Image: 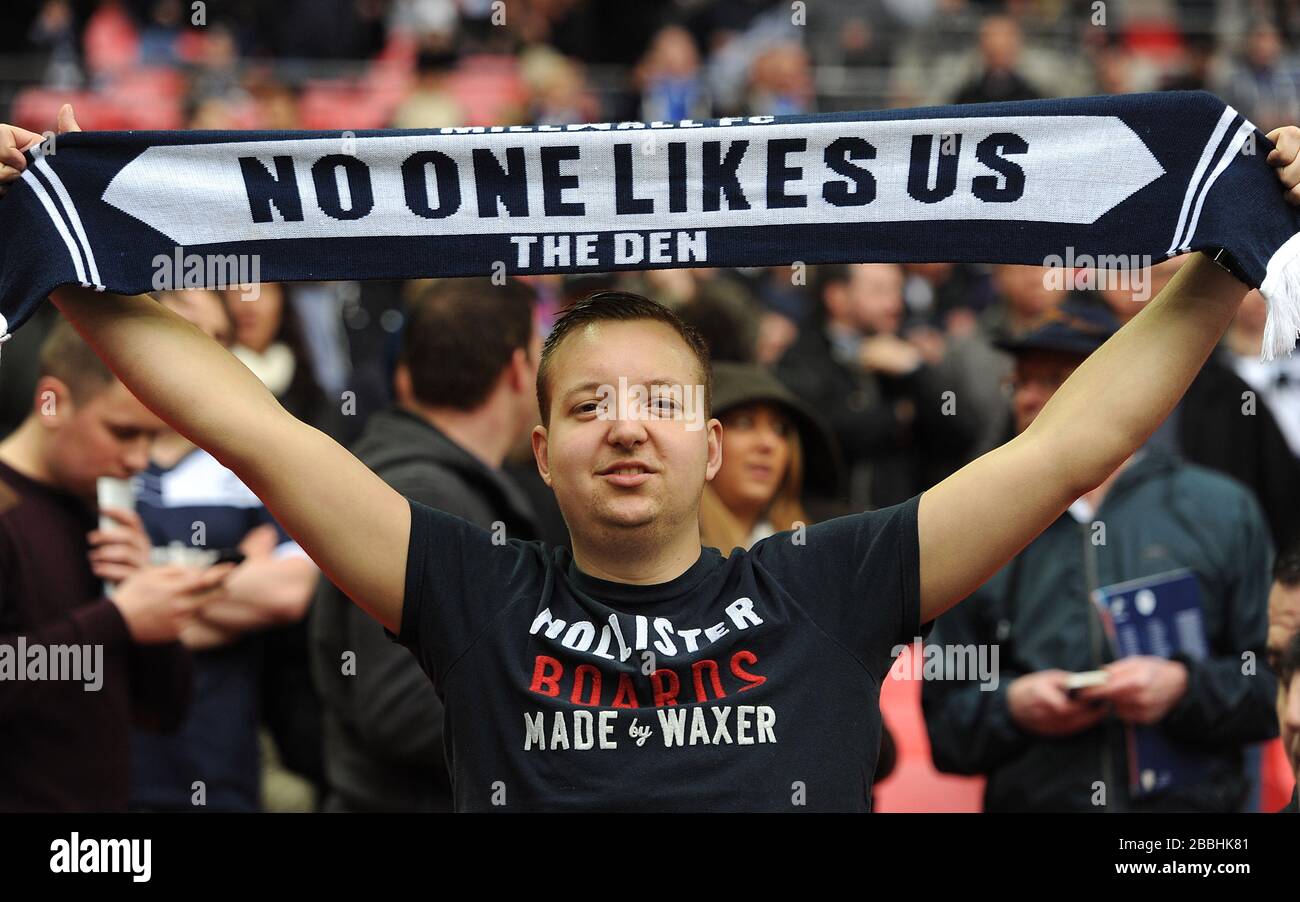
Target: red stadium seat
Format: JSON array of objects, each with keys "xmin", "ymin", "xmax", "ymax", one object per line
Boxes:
[
  {"xmin": 83, "ymin": 0, "xmax": 141, "ymax": 76},
  {"xmin": 1261, "ymin": 737, "xmax": 1297, "ymax": 812},
  {"xmin": 874, "ymin": 645, "xmax": 986, "ymax": 812}
]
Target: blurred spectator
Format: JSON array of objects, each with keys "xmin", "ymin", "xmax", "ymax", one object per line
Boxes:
[
  {"xmin": 1085, "ymin": 259, "xmax": 1300, "ymax": 551},
  {"xmin": 674, "ymin": 271, "xmax": 763, "ymax": 363},
  {"xmin": 635, "ymin": 24, "xmax": 711, "ymax": 121},
  {"xmin": 391, "ymin": 46, "xmax": 464, "ymax": 129},
  {"xmin": 189, "ymin": 23, "xmax": 245, "ymax": 104},
  {"xmin": 699, "ymin": 362, "xmax": 838, "ymax": 553},
  {"xmin": 1162, "ymin": 31, "xmax": 1219, "ymax": 91},
  {"xmin": 271, "ymin": 0, "xmax": 388, "ymax": 60},
  {"xmin": 746, "ymin": 42, "xmax": 814, "ymax": 115},
  {"xmin": 129, "ymin": 289, "xmax": 319, "ymax": 813},
  {"xmin": 0, "ymin": 301, "xmax": 61, "ymax": 441},
  {"xmin": 942, "ymin": 264, "xmax": 1061, "ymax": 454},
  {"xmin": 952, "ymin": 14, "xmax": 1042, "ymax": 105},
  {"xmin": 1221, "ymin": 19, "xmax": 1300, "ymax": 133},
  {"xmin": 1226, "ymin": 290, "xmax": 1300, "ymax": 457},
  {"xmin": 138, "ymin": 0, "xmax": 184, "ymax": 67},
  {"xmin": 0, "ymin": 317, "xmax": 211, "ymax": 811},
  {"xmin": 30, "ymin": 0, "xmax": 82, "ymax": 89},
  {"xmin": 522, "ymin": 47, "xmax": 600, "ymax": 125},
  {"xmin": 222, "ymin": 283, "xmax": 343, "ymax": 438},
  {"xmin": 923, "ymin": 302, "xmax": 1278, "ymax": 812},
  {"xmin": 311, "ymin": 277, "xmax": 540, "ymax": 812},
  {"xmin": 1093, "ymin": 37, "xmax": 1138, "ymax": 94},
  {"xmin": 776, "ymin": 263, "xmax": 977, "ymax": 516},
  {"xmin": 388, "ymin": 0, "xmax": 458, "ymax": 40}
]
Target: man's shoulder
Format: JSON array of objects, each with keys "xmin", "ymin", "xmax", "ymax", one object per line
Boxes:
[{"xmin": 1164, "ymin": 458, "xmax": 1265, "ymax": 515}]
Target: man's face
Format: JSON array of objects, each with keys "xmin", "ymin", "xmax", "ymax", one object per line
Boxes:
[
  {"xmin": 1269, "ymin": 582, "xmax": 1300, "ymax": 671},
  {"xmin": 1010, "ymin": 349, "xmax": 1082, "ymax": 434},
  {"xmin": 532, "ymin": 320, "xmax": 721, "ymax": 544},
  {"xmin": 845, "ymin": 263, "xmax": 904, "ymax": 335},
  {"xmin": 44, "ymin": 380, "xmax": 167, "ymax": 499},
  {"xmin": 1268, "ymin": 582, "xmax": 1300, "ymax": 777},
  {"xmin": 994, "ymin": 264, "xmax": 1058, "ymax": 323}
]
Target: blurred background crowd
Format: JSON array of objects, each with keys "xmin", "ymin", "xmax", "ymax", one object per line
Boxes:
[{"xmin": 2, "ymin": 0, "xmax": 1300, "ymax": 814}]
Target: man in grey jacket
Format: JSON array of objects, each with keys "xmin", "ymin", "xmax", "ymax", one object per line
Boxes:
[{"xmin": 310, "ymin": 278, "xmax": 541, "ymax": 811}]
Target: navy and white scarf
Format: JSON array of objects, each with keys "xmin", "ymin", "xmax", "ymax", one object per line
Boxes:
[{"xmin": 3, "ymin": 90, "xmax": 1300, "ymax": 356}]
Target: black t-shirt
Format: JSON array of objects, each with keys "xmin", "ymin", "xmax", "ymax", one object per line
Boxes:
[{"xmin": 397, "ymin": 492, "xmax": 923, "ymax": 812}]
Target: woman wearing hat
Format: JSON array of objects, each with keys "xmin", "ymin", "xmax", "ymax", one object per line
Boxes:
[{"xmin": 700, "ymin": 362, "xmax": 842, "ymax": 555}]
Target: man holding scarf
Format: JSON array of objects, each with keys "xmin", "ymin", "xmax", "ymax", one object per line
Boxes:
[{"xmin": 3, "ymin": 104, "xmax": 1300, "ymax": 810}]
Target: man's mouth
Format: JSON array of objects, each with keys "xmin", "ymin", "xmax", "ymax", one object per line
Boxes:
[{"xmin": 597, "ymin": 462, "xmax": 655, "ymax": 487}]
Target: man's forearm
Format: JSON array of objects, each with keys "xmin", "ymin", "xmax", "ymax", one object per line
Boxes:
[
  {"xmin": 1027, "ymin": 252, "xmax": 1247, "ymax": 495},
  {"xmin": 50, "ymin": 286, "xmax": 284, "ymax": 475},
  {"xmin": 199, "ymin": 557, "xmax": 318, "ymax": 632}
]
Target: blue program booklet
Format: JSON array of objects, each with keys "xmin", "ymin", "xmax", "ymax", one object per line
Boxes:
[{"xmin": 1091, "ymin": 569, "xmax": 1216, "ymax": 799}]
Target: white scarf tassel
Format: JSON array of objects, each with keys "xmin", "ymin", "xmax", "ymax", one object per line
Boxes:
[{"xmin": 1261, "ymin": 232, "xmax": 1300, "ymax": 361}]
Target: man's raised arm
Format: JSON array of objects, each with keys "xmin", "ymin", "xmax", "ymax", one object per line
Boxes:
[
  {"xmin": 2, "ymin": 107, "xmax": 411, "ymax": 633},
  {"xmin": 918, "ymin": 125, "xmax": 1300, "ymax": 624}
]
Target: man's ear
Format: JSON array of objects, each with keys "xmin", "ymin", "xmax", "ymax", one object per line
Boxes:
[
  {"xmin": 823, "ymin": 282, "xmax": 847, "ymax": 320},
  {"xmin": 32, "ymin": 376, "xmax": 73, "ymax": 429},
  {"xmin": 393, "ymin": 362, "xmax": 413, "ymax": 406},
  {"xmin": 531, "ymin": 424, "xmax": 552, "ymax": 487},
  {"xmin": 509, "ymin": 346, "xmax": 530, "ymax": 393},
  {"xmin": 704, "ymin": 417, "xmax": 723, "ymax": 481}
]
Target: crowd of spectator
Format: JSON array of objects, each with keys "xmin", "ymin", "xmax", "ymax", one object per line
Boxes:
[{"xmin": 2, "ymin": 0, "xmax": 1300, "ymax": 812}]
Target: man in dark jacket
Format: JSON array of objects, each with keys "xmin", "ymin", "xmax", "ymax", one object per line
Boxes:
[
  {"xmin": 922, "ymin": 303, "xmax": 1278, "ymax": 812},
  {"xmin": 310, "ymin": 278, "xmax": 541, "ymax": 811},
  {"xmin": 1086, "ymin": 255, "xmax": 1300, "ymax": 551},
  {"xmin": 776, "ymin": 263, "xmax": 977, "ymax": 517}
]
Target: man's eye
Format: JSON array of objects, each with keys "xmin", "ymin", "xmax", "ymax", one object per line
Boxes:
[
  {"xmin": 574, "ymin": 401, "xmax": 599, "ymax": 415},
  {"xmin": 651, "ymin": 397, "xmax": 679, "ymax": 414}
]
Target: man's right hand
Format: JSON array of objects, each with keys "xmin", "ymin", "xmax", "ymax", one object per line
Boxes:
[
  {"xmin": 1007, "ymin": 670, "xmax": 1109, "ymax": 737},
  {"xmin": 110, "ymin": 563, "xmax": 235, "ymax": 644},
  {"xmin": 0, "ymin": 104, "xmax": 78, "ymax": 198}
]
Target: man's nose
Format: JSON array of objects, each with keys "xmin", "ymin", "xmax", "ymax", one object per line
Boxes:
[
  {"xmin": 122, "ymin": 438, "xmax": 151, "ymax": 474},
  {"xmin": 606, "ymin": 410, "xmax": 649, "ymax": 448}
]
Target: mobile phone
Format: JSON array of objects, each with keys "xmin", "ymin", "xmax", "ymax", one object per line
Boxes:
[{"xmin": 1065, "ymin": 669, "xmax": 1109, "ymax": 698}]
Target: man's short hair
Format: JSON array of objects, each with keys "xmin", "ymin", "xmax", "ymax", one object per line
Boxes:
[
  {"xmin": 38, "ymin": 318, "xmax": 116, "ymax": 406},
  {"xmin": 813, "ymin": 264, "xmax": 852, "ymax": 308},
  {"xmin": 401, "ymin": 277, "xmax": 536, "ymax": 410},
  {"xmin": 1275, "ymin": 537, "xmax": 1300, "ymax": 587},
  {"xmin": 536, "ymin": 291, "xmax": 712, "ymax": 426}
]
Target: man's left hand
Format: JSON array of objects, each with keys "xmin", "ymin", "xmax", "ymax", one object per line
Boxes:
[
  {"xmin": 1267, "ymin": 125, "xmax": 1300, "ymax": 202},
  {"xmin": 1077, "ymin": 655, "xmax": 1189, "ymax": 725}
]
